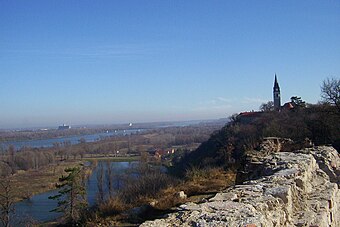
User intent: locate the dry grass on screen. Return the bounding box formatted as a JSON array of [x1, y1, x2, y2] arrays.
[[117, 170, 178, 205], [93, 166, 237, 225], [98, 167, 236, 215], [98, 169, 180, 222], [99, 197, 129, 216], [151, 186, 186, 210], [0, 160, 83, 202], [183, 166, 237, 196]]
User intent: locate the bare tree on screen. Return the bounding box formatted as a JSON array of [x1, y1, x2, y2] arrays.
[[259, 101, 274, 112], [228, 113, 239, 123], [96, 163, 104, 203], [106, 161, 114, 198], [6, 145, 15, 174], [0, 177, 15, 227], [321, 77, 340, 112]]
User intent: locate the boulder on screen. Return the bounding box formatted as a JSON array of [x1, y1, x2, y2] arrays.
[[177, 191, 187, 199]]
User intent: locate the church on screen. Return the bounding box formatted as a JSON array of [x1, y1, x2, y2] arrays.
[[272, 75, 294, 111], [273, 74, 281, 110], [237, 74, 293, 123]]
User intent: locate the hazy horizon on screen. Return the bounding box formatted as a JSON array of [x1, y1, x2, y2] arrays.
[[1, 1, 339, 128], [0, 117, 225, 131]]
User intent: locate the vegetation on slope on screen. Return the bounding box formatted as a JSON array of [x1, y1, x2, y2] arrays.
[[174, 77, 340, 174], [174, 103, 339, 175]]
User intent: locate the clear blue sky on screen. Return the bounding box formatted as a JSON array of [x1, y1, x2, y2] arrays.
[[1, 0, 339, 128]]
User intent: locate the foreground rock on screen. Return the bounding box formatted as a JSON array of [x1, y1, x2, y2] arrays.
[[141, 146, 340, 227]]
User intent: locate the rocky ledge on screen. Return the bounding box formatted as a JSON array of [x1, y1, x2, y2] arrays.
[[141, 146, 340, 227]]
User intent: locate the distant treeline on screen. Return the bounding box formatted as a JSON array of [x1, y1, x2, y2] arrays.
[[0, 123, 225, 177], [0, 128, 110, 142], [0, 120, 227, 143]]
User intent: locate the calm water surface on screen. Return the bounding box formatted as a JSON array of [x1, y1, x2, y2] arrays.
[[13, 161, 138, 225], [2, 129, 142, 150]]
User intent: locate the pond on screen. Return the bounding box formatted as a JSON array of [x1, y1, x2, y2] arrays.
[[11, 161, 138, 226]]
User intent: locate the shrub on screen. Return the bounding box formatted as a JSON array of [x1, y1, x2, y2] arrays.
[[99, 169, 179, 216], [118, 170, 177, 204], [184, 166, 236, 196], [151, 186, 185, 210], [99, 197, 127, 216]]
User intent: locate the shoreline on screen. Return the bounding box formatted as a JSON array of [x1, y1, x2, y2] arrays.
[[5, 156, 141, 204]]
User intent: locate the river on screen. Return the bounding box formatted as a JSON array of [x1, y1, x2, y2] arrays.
[[1, 129, 142, 150], [1, 119, 219, 151], [12, 161, 138, 226]]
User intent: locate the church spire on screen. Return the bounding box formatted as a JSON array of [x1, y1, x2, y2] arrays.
[[273, 74, 281, 110], [274, 74, 279, 88]]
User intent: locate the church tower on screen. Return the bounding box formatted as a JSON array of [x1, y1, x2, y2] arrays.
[[273, 74, 281, 110]]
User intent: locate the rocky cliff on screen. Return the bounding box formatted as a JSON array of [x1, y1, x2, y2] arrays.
[[141, 146, 340, 227]]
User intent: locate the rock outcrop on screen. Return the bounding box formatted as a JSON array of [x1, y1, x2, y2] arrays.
[[141, 146, 340, 227]]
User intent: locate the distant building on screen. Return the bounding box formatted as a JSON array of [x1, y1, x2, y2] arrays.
[[58, 124, 71, 130], [237, 111, 263, 124], [282, 102, 294, 110], [238, 74, 296, 122], [273, 75, 296, 111], [154, 149, 175, 159], [273, 74, 281, 110]]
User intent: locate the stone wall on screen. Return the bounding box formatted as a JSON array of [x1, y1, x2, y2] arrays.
[[141, 146, 340, 227]]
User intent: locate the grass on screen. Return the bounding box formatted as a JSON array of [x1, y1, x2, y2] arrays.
[[0, 155, 138, 203], [1, 160, 83, 202], [183, 166, 237, 196], [92, 166, 237, 226], [94, 169, 180, 225], [150, 186, 186, 210], [99, 197, 128, 216], [2, 153, 237, 226]]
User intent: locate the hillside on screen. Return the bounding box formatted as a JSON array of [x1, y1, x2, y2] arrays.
[[141, 103, 340, 226], [173, 104, 340, 175], [142, 146, 340, 226]]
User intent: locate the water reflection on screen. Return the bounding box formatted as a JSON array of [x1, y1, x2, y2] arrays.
[[13, 161, 137, 226]]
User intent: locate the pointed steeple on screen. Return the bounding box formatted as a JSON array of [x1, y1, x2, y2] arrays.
[[273, 74, 281, 110], [273, 74, 279, 90]]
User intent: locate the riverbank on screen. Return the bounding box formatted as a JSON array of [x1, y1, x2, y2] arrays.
[[2, 155, 140, 204], [3, 160, 84, 203], [14, 160, 141, 226], [83, 155, 140, 162]]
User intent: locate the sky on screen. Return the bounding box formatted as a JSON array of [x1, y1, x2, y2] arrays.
[[1, 0, 340, 129]]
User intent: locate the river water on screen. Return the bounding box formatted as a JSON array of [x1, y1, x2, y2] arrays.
[[1, 129, 142, 150], [1, 119, 216, 151], [12, 161, 138, 226]]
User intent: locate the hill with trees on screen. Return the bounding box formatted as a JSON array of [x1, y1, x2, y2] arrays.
[[174, 78, 340, 175]]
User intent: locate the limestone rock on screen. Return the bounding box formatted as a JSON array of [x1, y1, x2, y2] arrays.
[[177, 191, 187, 199], [141, 146, 340, 227]]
